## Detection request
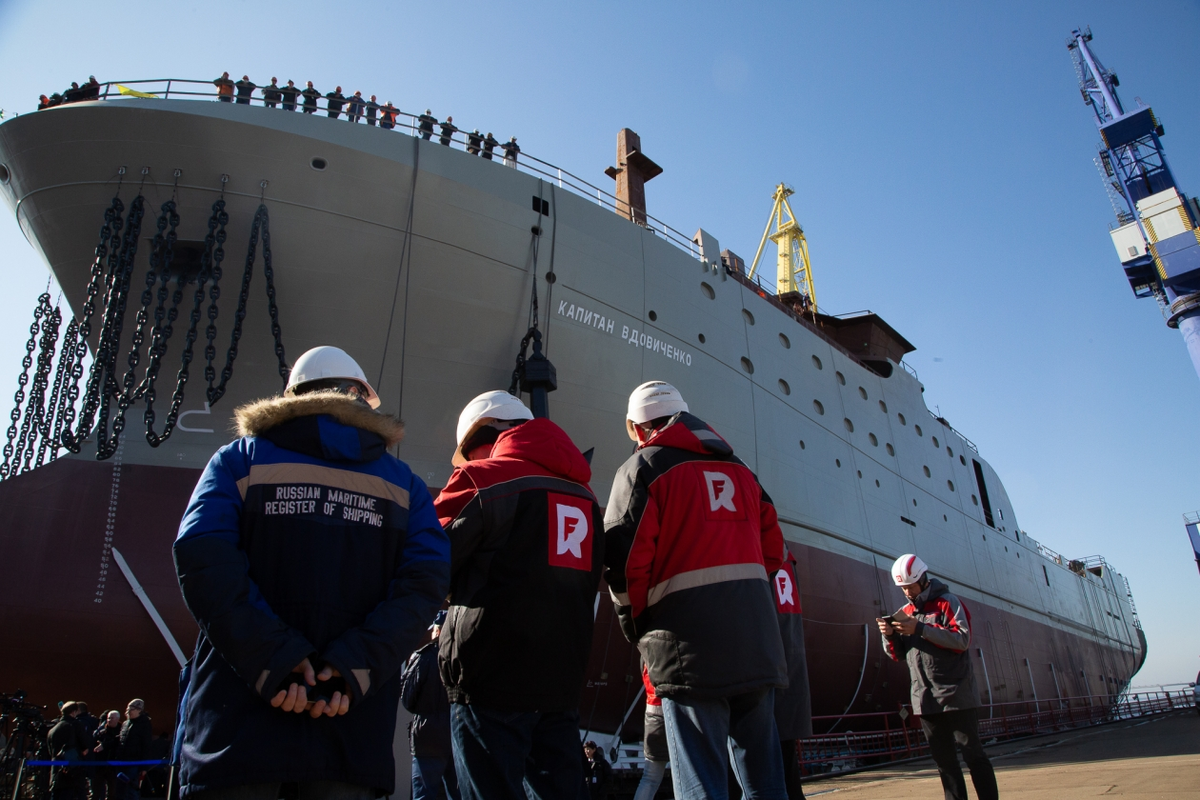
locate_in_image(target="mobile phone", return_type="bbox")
[881,614,896,624]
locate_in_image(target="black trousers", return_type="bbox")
[920,709,998,800]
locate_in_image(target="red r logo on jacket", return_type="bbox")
[547,493,592,570]
[774,567,801,614]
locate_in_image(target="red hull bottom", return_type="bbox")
[0,457,1141,737]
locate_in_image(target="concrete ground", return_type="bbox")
[807,709,1200,799]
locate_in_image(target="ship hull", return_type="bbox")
[0,99,1144,736]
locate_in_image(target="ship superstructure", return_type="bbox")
[0,85,1144,742]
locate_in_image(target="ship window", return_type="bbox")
[923,466,931,478]
[901,516,916,527]
[310,157,327,170]
[780,333,791,349]
[875,479,880,487]
[813,400,824,415]
[812,355,822,369]
[648,310,657,321]
[898,413,906,426]
[886,443,894,456]
[858,387,868,400]
[973,460,995,527]
[960,455,966,465]
[701,282,715,299]
[913,498,917,506]
[997,508,1004,520]
[843,418,854,433]
[857,470,862,478]
[698,333,706,344]
[868,433,878,446]
[932,436,940,448]
[799,440,805,450]
[835,459,841,468]
[915,425,923,436]
[742,309,755,325]
[836,371,846,385]
[740,358,754,374]
[972,494,978,505]
[0,163,9,184]
[947,446,953,457]
[531,196,550,215]
[778,379,791,395]
[879,400,888,413]
[943,514,948,521]
[947,480,955,492]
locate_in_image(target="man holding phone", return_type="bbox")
[173,346,450,800]
[878,554,998,800]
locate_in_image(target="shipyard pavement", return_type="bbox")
[808,709,1199,799]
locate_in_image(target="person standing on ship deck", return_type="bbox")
[325,87,345,119]
[879,554,998,800]
[604,381,788,799]
[213,73,234,102]
[301,81,320,113]
[434,391,604,800]
[234,76,256,105]
[346,91,365,123]
[466,130,482,156]
[439,116,457,146]
[279,80,300,111]
[481,133,498,161]
[172,346,450,800]
[364,96,380,126]
[417,109,437,140]
[261,78,281,108]
[380,101,399,130]
[502,137,519,167]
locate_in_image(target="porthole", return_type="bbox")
[912,498,918,507]
[886,443,894,456]
[740,357,754,374]
[813,400,824,416]
[932,436,940,448]
[835,458,841,468]
[947,480,955,492]
[982,534,986,540]
[310,157,328,170]
[923,465,931,478]
[700,282,715,299]
[836,371,846,385]
[0,164,9,184]
[857,470,862,478]
[943,514,948,521]
[875,479,880,487]
[998,508,1004,520]
[879,400,888,413]
[960,455,966,466]
[698,333,706,344]
[778,379,791,395]
[742,309,755,325]
[545,272,557,284]
[868,433,878,447]
[858,387,868,400]
[648,310,658,321]
[843,418,854,433]
[971,494,979,506]
[811,355,822,370]
[915,424,923,437]
[898,413,906,426]
[946,446,953,457]
[779,333,791,349]
[799,440,806,450]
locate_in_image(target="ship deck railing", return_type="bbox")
[34,79,747,279]
[794,687,1190,778]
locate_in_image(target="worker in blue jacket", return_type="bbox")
[173,345,451,800]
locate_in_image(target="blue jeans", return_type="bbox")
[190,781,373,800]
[450,703,583,800]
[412,754,461,800]
[661,690,785,800]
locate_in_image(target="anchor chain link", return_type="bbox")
[1,294,49,478]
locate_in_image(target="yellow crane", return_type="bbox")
[748,183,817,317]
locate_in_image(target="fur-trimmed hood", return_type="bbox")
[235,391,405,447]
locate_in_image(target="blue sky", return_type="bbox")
[1,0,1198,686]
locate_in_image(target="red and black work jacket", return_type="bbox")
[434,418,603,712]
[772,549,813,739]
[883,577,979,714]
[603,412,787,700]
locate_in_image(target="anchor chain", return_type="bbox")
[1,294,49,478]
[17,301,62,474]
[39,314,76,467]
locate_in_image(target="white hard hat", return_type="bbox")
[453,390,533,465]
[285,346,380,409]
[891,554,929,586]
[627,381,688,424]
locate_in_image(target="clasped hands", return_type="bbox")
[270,657,351,718]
